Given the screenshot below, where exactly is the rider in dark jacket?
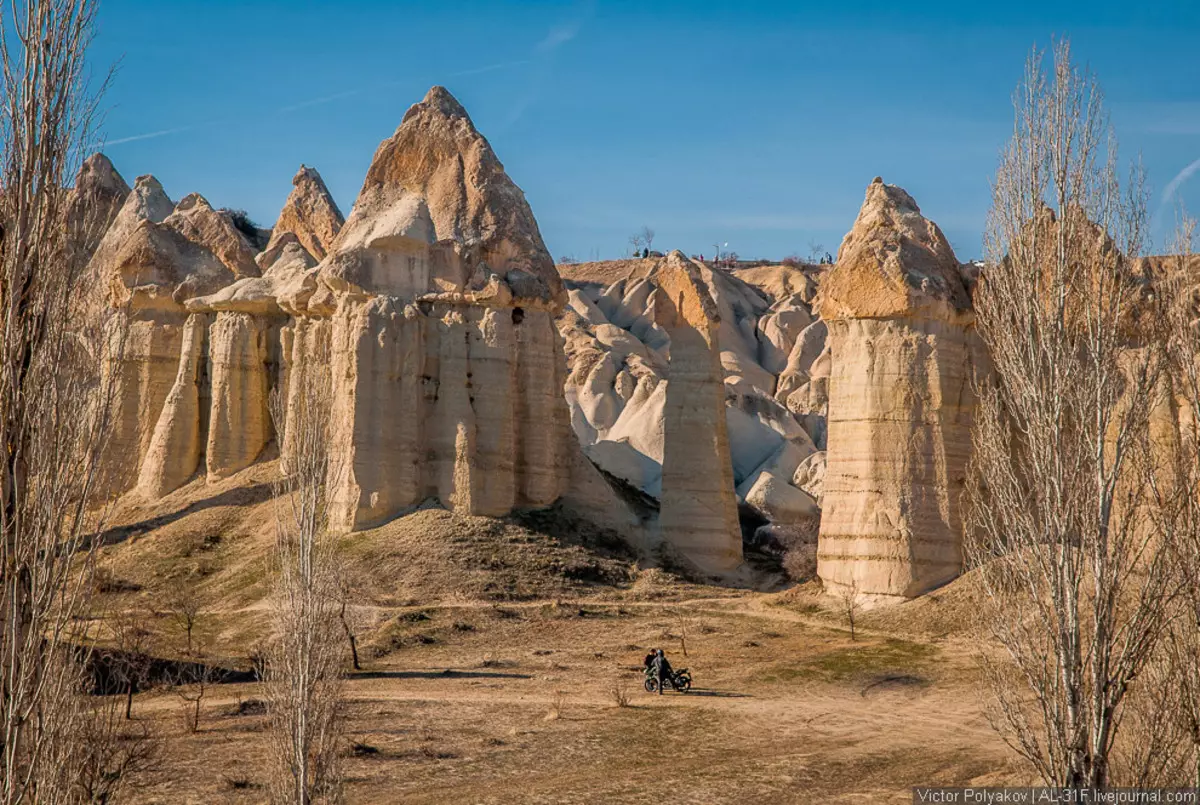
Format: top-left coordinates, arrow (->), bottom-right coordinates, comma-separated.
652,649 -> 673,694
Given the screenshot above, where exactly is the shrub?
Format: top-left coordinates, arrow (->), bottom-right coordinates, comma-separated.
223,208 -> 259,242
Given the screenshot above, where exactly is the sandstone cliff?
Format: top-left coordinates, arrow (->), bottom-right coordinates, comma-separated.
816,178 -> 979,599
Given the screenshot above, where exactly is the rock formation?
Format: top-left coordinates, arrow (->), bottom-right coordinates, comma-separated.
78,99 -> 991,596
652,253 -> 742,573
557,256 -> 823,567
815,178 -> 979,599
312,86 -> 569,531
262,165 -> 345,263
67,153 -> 130,263
93,86 -> 577,540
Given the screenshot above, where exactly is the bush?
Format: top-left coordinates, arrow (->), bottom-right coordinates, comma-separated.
783,542 -> 817,581
754,519 -> 820,582
607,682 -> 630,708
223,208 -> 259,242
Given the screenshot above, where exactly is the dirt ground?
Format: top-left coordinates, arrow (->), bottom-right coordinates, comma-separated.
92,464 -> 1026,804
113,592 -> 1024,804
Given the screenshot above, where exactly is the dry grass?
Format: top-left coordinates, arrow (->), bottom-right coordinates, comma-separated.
90,464 -> 1020,803
607,682 -> 631,708
543,691 -> 567,721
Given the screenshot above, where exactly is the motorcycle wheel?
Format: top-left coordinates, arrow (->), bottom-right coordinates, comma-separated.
644,678 -> 659,693
676,675 -> 692,692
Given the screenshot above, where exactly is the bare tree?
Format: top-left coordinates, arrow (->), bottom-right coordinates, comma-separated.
265,345 -> 345,804
169,645 -> 215,735
638,225 -> 655,253
628,231 -> 645,256
807,240 -> 825,264
335,573 -> 362,673
73,711 -> 155,805
166,589 -> 204,655
836,578 -> 862,642
965,41 -> 1175,788
1144,217 -> 1200,784
0,1 -> 124,802
110,609 -> 154,720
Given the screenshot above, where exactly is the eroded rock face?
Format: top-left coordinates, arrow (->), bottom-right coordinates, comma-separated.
136,313 -> 210,498
557,255 -> 824,558
67,153 -> 130,264
315,87 -> 570,529
96,178 -> 235,498
164,194 -> 261,280
652,253 -> 742,573
320,86 -> 563,307
91,88 -> 576,536
816,178 -> 979,599
261,165 -> 344,265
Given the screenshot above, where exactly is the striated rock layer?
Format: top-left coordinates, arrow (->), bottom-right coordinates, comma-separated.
816,178 -> 980,599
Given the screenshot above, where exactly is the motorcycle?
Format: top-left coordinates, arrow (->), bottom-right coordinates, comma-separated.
643,665 -> 692,693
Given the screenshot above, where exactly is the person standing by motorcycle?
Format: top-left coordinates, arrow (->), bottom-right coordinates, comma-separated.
651,648 -> 673,695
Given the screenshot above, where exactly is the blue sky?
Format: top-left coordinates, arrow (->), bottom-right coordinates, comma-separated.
90,0 -> 1200,262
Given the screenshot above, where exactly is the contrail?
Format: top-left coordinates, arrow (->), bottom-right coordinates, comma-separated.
103,59 -> 531,147
449,59 -> 530,77
104,125 -> 195,146
277,88 -> 366,114
1162,156 -> 1200,206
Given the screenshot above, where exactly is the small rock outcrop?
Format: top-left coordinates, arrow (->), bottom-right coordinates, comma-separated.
67,153 -> 130,263
261,165 -> 344,264
815,178 -> 979,599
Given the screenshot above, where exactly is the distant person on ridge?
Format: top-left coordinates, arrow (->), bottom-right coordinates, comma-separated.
652,648 -> 673,695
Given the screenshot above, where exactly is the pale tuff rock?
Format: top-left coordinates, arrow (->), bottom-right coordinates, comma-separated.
88,174 -> 175,299
733,263 -> 820,306
816,178 -> 979,599
311,86 -> 570,529
205,312 -> 273,480
187,241 -> 319,317
136,314 -> 210,498
67,153 -> 131,261
819,177 -> 971,325
756,295 -> 813,376
651,252 -> 742,574
100,316 -> 189,496
96,88 -> 577,522
164,193 -> 261,279
261,165 -> 344,266
95,173 -> 237,498
775,320 -> 828,408
793,451 -> 827,506
320,86 -> 563,307
558,255 -> 824,546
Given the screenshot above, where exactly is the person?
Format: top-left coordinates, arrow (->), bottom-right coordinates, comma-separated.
643,649 -> 657,671
652,648 -> 673,695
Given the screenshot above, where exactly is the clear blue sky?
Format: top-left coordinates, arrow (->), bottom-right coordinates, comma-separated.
90,0 -> 1200,262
